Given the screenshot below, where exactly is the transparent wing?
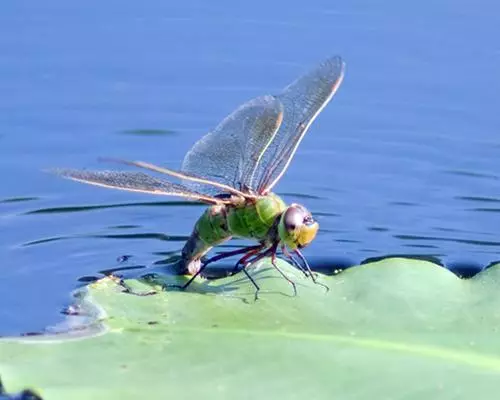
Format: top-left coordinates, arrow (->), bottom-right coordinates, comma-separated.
254,56 -> 345,194
99,158 -> 252,199
181,95 -> 283,195
53,169 -> 226,205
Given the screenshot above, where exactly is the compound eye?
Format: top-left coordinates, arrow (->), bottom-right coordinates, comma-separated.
284,206 -> 304,232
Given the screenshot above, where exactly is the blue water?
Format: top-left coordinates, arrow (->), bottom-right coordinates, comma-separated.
1,0 -> 499,335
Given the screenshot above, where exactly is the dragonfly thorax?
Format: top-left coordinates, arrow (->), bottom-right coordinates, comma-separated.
224,192 -> 286,240
224,196 -> 319,250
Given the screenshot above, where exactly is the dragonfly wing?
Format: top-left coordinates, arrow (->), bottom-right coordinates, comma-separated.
252,56 -> 345,194
99,158 -> 252,199
181,95 -> 283,195
53,169 -> 225,205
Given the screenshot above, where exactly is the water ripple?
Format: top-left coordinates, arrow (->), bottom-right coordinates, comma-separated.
394,234 -> 500,247
0,196 -> 39,204
24,201 -> 203,215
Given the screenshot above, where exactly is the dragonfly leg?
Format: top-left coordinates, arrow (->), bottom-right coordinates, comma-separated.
240,267 -> 261,302
281,245 -> 309,278
294,249 -> 330,293
239,244 -> 301,298
231,244 -> 266,275
178,245 -> 263,291
236,248 -> 274,301
270,248 -> 297,297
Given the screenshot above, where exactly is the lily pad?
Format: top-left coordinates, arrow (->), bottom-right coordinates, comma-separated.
1,258 -> 500,399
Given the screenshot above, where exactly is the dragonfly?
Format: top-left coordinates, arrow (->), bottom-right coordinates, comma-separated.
55,55 -> 345,297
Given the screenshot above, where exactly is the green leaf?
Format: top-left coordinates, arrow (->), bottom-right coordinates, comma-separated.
1,258 -> 500,399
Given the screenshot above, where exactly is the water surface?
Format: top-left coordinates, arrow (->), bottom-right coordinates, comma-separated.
1,0 -> 499,335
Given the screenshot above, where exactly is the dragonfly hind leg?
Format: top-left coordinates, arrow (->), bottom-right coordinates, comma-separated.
171,245 -> 263,292
239,268 -> 261,302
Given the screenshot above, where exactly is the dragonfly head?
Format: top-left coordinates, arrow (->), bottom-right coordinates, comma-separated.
278,204 -> 319,250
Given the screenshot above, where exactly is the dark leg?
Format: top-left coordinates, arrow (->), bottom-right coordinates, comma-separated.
234,247 -> 274,301
241,268 -> 260,301
239,244 -> 300,297
230,244 -> 265,275
269,245 -> 298,296
294,249 -> 330,293
180,244 -> 263,290
282,245 -> 309,278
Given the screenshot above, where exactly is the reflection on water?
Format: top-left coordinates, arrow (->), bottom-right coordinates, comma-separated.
0,0 -> 499,335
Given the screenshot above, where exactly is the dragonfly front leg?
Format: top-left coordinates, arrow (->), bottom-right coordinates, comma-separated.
293,249 -> 330,293
281,245 -> 309,278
